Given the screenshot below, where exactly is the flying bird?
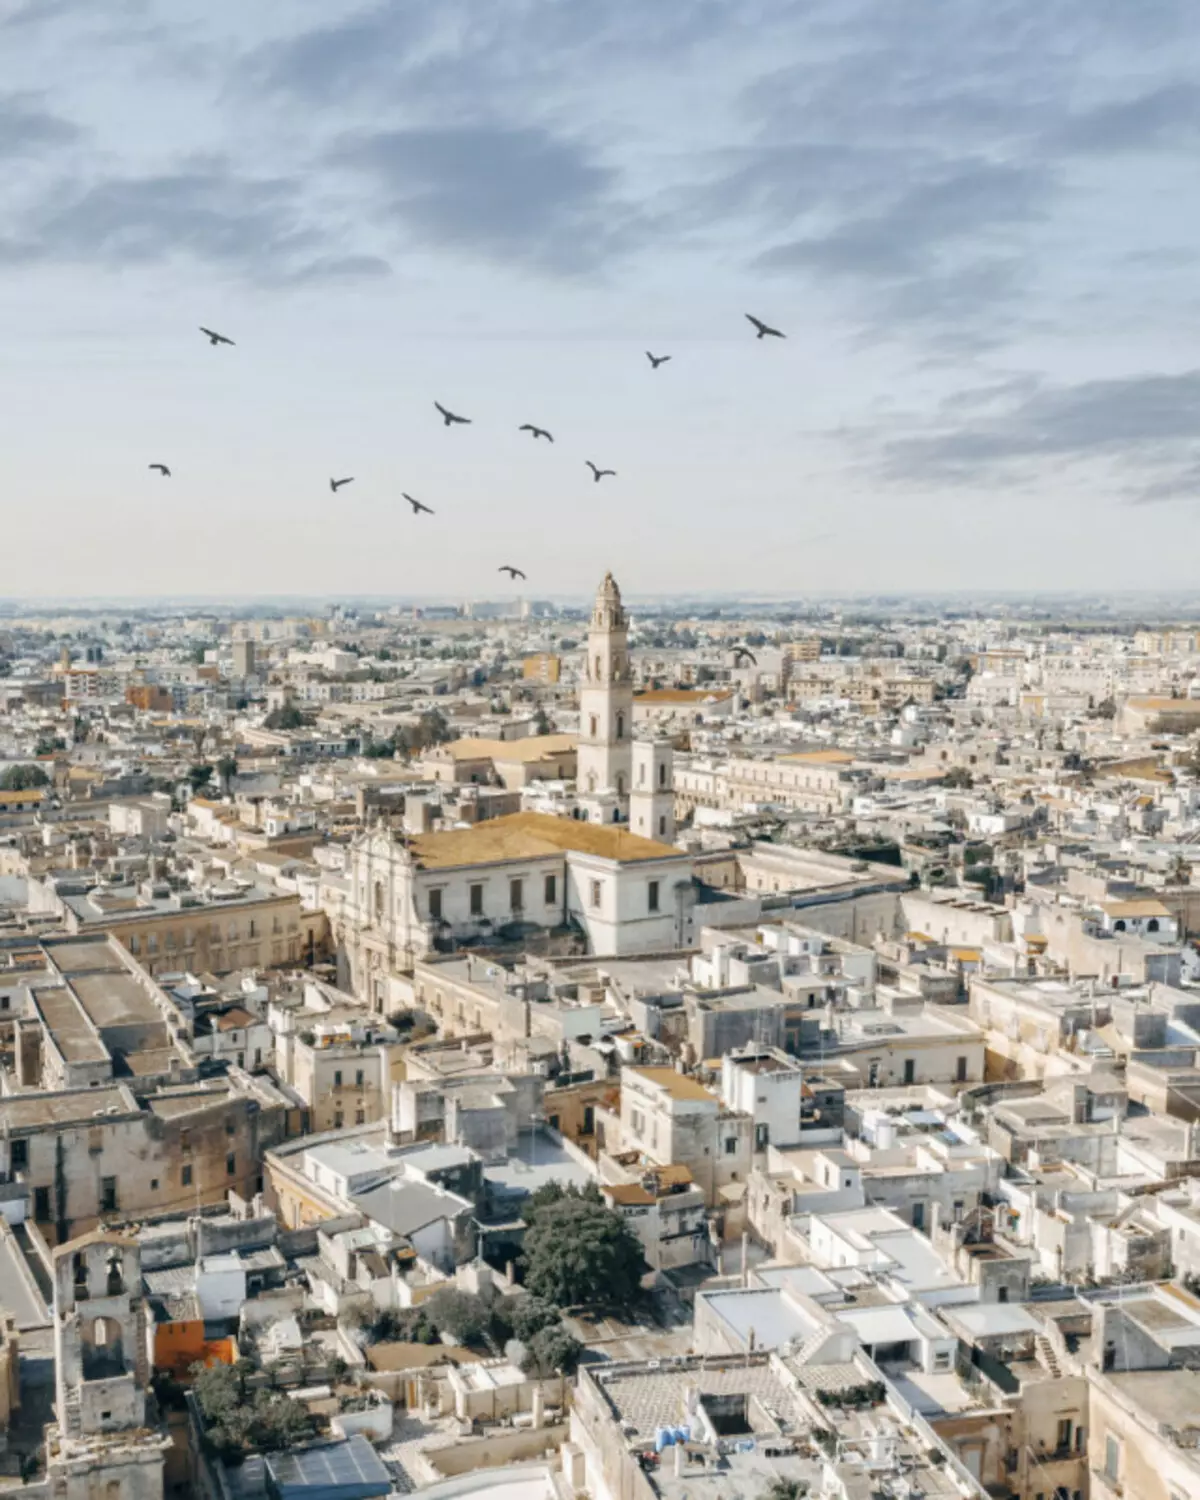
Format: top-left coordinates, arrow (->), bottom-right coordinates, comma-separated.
434,402 -> 471,427
733,647 -> 758,667
330,477 -> 354,492
148,464 -> 171,477
519,424 -> 553,442
586,461 -> 616,483
499,565 -> 527,580
746,313 -> 785,340
199,326 -> 235,346
403,493 -> 434,515
646,351 -> 671,369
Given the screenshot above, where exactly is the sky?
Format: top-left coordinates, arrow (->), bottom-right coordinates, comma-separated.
3,0 -> 1200,600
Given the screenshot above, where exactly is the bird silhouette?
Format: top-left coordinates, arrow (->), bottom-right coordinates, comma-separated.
586,461 -> 616,483
733,647 -> 758,666
519,424 -> 553,442
499,565 -> 527,580
746,314 -> 785,340
646,351 -> 672,369
199,326 -> 235,346
434,402 -> 471,427
330,477 -> 354,492
148,464 -> 171,477
403,494 -> 434,515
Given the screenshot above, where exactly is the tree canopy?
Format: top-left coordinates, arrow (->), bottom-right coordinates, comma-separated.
0,764 -> 49,791
190,1361 -> 313,1461
521,1190 -> 644,1309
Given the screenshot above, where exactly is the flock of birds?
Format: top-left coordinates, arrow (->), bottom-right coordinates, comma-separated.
157,314 -> 789,586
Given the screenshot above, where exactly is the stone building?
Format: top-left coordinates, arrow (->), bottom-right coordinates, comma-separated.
44,1230 -> 169,1500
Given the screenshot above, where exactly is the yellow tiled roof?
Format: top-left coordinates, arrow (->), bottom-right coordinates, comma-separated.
427,734 -> 576,762
1101,899 -> 1170,919
779,749 -> 855,765
626,1065 -> 714,1102
410,811 -> 681,870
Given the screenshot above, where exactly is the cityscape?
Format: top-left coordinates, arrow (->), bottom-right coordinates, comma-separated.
4,1 -> 1200,1499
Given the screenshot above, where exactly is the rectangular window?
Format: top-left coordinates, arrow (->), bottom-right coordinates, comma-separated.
428,888 -> 443,922
334,1110 -> 343,1128
590,880 -> 602,909
180,1129 -> 192,1155
544,873 -> 557,905
10,1139 -> 27,1171
150,1178 -> 159,1192
724,1137 -> 737,1155
334,1069 -> 342,1087
648,880 -> 660,913
226,1153 -> 236,1176
100,1176 -> 117,1212
903,1059 -> 915,1084
355,1069 -> 364,1086
510,878 -> 524,914
34,1185 -> 50,1220
469,883 -> 484,916
1104,1436 -> 1120,1482
956,1055 -> 968,1082
355,1109 -> 365,1124
182,1164 -> 193,1187
1056,1419 -> 1072,1453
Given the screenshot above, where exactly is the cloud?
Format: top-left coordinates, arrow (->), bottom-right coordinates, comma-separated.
0,158 -> 390,283
1056,82 -> 1200,155
0,92 -> 81,157
869,370 -> 1200,499
333,124 -> 632,273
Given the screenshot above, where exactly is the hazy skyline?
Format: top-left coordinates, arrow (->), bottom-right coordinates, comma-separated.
3,0 -> 1200,598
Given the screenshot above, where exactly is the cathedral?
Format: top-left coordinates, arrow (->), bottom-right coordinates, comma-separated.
575,571 -> 676,840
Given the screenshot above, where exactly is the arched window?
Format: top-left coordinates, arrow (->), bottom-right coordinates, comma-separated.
659,762 -> 667,786
616,713 -> 624,740
1113,919 -> 1126,932
594,655 -> 602,681
106,1250 -> 124,1296
587,773 -> 596,792
1147,918 -> 1160,933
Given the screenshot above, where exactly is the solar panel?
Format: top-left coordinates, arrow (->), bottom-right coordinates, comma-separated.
266,1435 -> 391,1500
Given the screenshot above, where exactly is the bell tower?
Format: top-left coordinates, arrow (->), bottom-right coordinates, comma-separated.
577,572 -> 634,822
46,1231 -> 167,1500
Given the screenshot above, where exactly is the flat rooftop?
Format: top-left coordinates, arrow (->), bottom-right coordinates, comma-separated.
35,987 -> 108,1063
0,1086 -> 134,1130
71,972 -> 163,1032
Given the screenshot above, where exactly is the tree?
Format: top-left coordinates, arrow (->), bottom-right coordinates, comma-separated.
264,703 -> 308,731
188,764 -> 214,794
521,1195 -> 645,1309
765,1481 -> 809,1500
943,766 -> 973,790
424,1287 -> 514,1354
0,764 -> 49,791
510,1295 -> 561,1344
521,1180 -> 602,1226
532,707 -> 553,736
521,1323 -> 582,1378
1094,697 -> 1117,720
190,1361 -> 314,1459
216,756 -> 238,794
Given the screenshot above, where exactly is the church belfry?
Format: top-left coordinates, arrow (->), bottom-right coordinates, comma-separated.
577,572 -> 634,822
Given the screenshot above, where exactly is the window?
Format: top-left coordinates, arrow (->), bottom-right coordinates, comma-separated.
128,934 -> 139,955
355,1068 -> 364,1086
248,919 -> 256,939
428,888 -> 443,922
998,1285 -> 1009,1303
34,1186 -> 50,1220
355,1109 -> 365,1124
659,762 -> 667,786
226,1154 -> 236,1176
100,1177 -> 117,1212
616,712 -> 624,740
334,1070 -> 343,1087
956,1055 -> 968,1082
181,1164 -> 193,1187
226,1118 -> 235,1135
1104,1435 -> 1120,1483
150,1178 -> 159,1192
544,873 -> 557,905
11,1139 -> 27,1171
631,1108 -> 644,1137
1056,1419 -> 1072,1454
659,815 -> 667,836
594,655 -> 601,681
510,878 -> 524,914
334,1110 -> 343,1128
469,883 -> 484,916
903,1059 -> 915,1084
589,715 -> 598,738
648,880 -> 660,913
639,762 -> 646,786
590,880 -> 602,909
724,1137 -> 738,1155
